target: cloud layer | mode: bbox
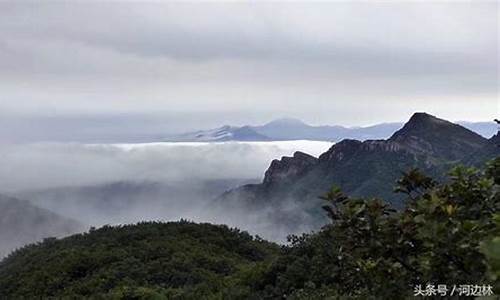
[0,2,497,125]
[0,141,332,192]
[2,141,332,242]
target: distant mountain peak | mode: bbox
[264,118,308,127]
[177,124,269,142]
[388,112,489,161]
[390,113,451,138]
[409,112,440,121]
[390,112,482,140]
[316,113,491,167]
[219,125,233,130]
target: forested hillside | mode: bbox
[0,221,279,298]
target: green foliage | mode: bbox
[0,220,279,299]
[481,214,500,293]
[254,157,500,298]
[0,158,498,298]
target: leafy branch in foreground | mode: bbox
[260,157,500,298]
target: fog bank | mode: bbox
[2,141,332,243]
[1,141,332,193]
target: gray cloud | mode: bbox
[0,1,497,126]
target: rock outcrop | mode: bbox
[263,152,318,186]
[217,113,500,221]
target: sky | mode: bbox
[0,1,498,132]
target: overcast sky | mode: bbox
[0,1,498,130]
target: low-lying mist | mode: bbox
[1,141,332,247]
[1,141,331,192]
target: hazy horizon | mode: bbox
[0,111,497,144]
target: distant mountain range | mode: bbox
[174,125,271,142]
[215,113,500,233]
[171,117,498,142]
[17,179,253,228]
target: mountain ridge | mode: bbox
[215,113,499,235]
[169,117,498,142]
[0,194,84,258]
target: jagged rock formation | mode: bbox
[216,113,500,232]
[263,152,318,186]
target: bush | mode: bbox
[254,157,500,298]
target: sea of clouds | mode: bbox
[0,140,332,192]
[1,141,333,243]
